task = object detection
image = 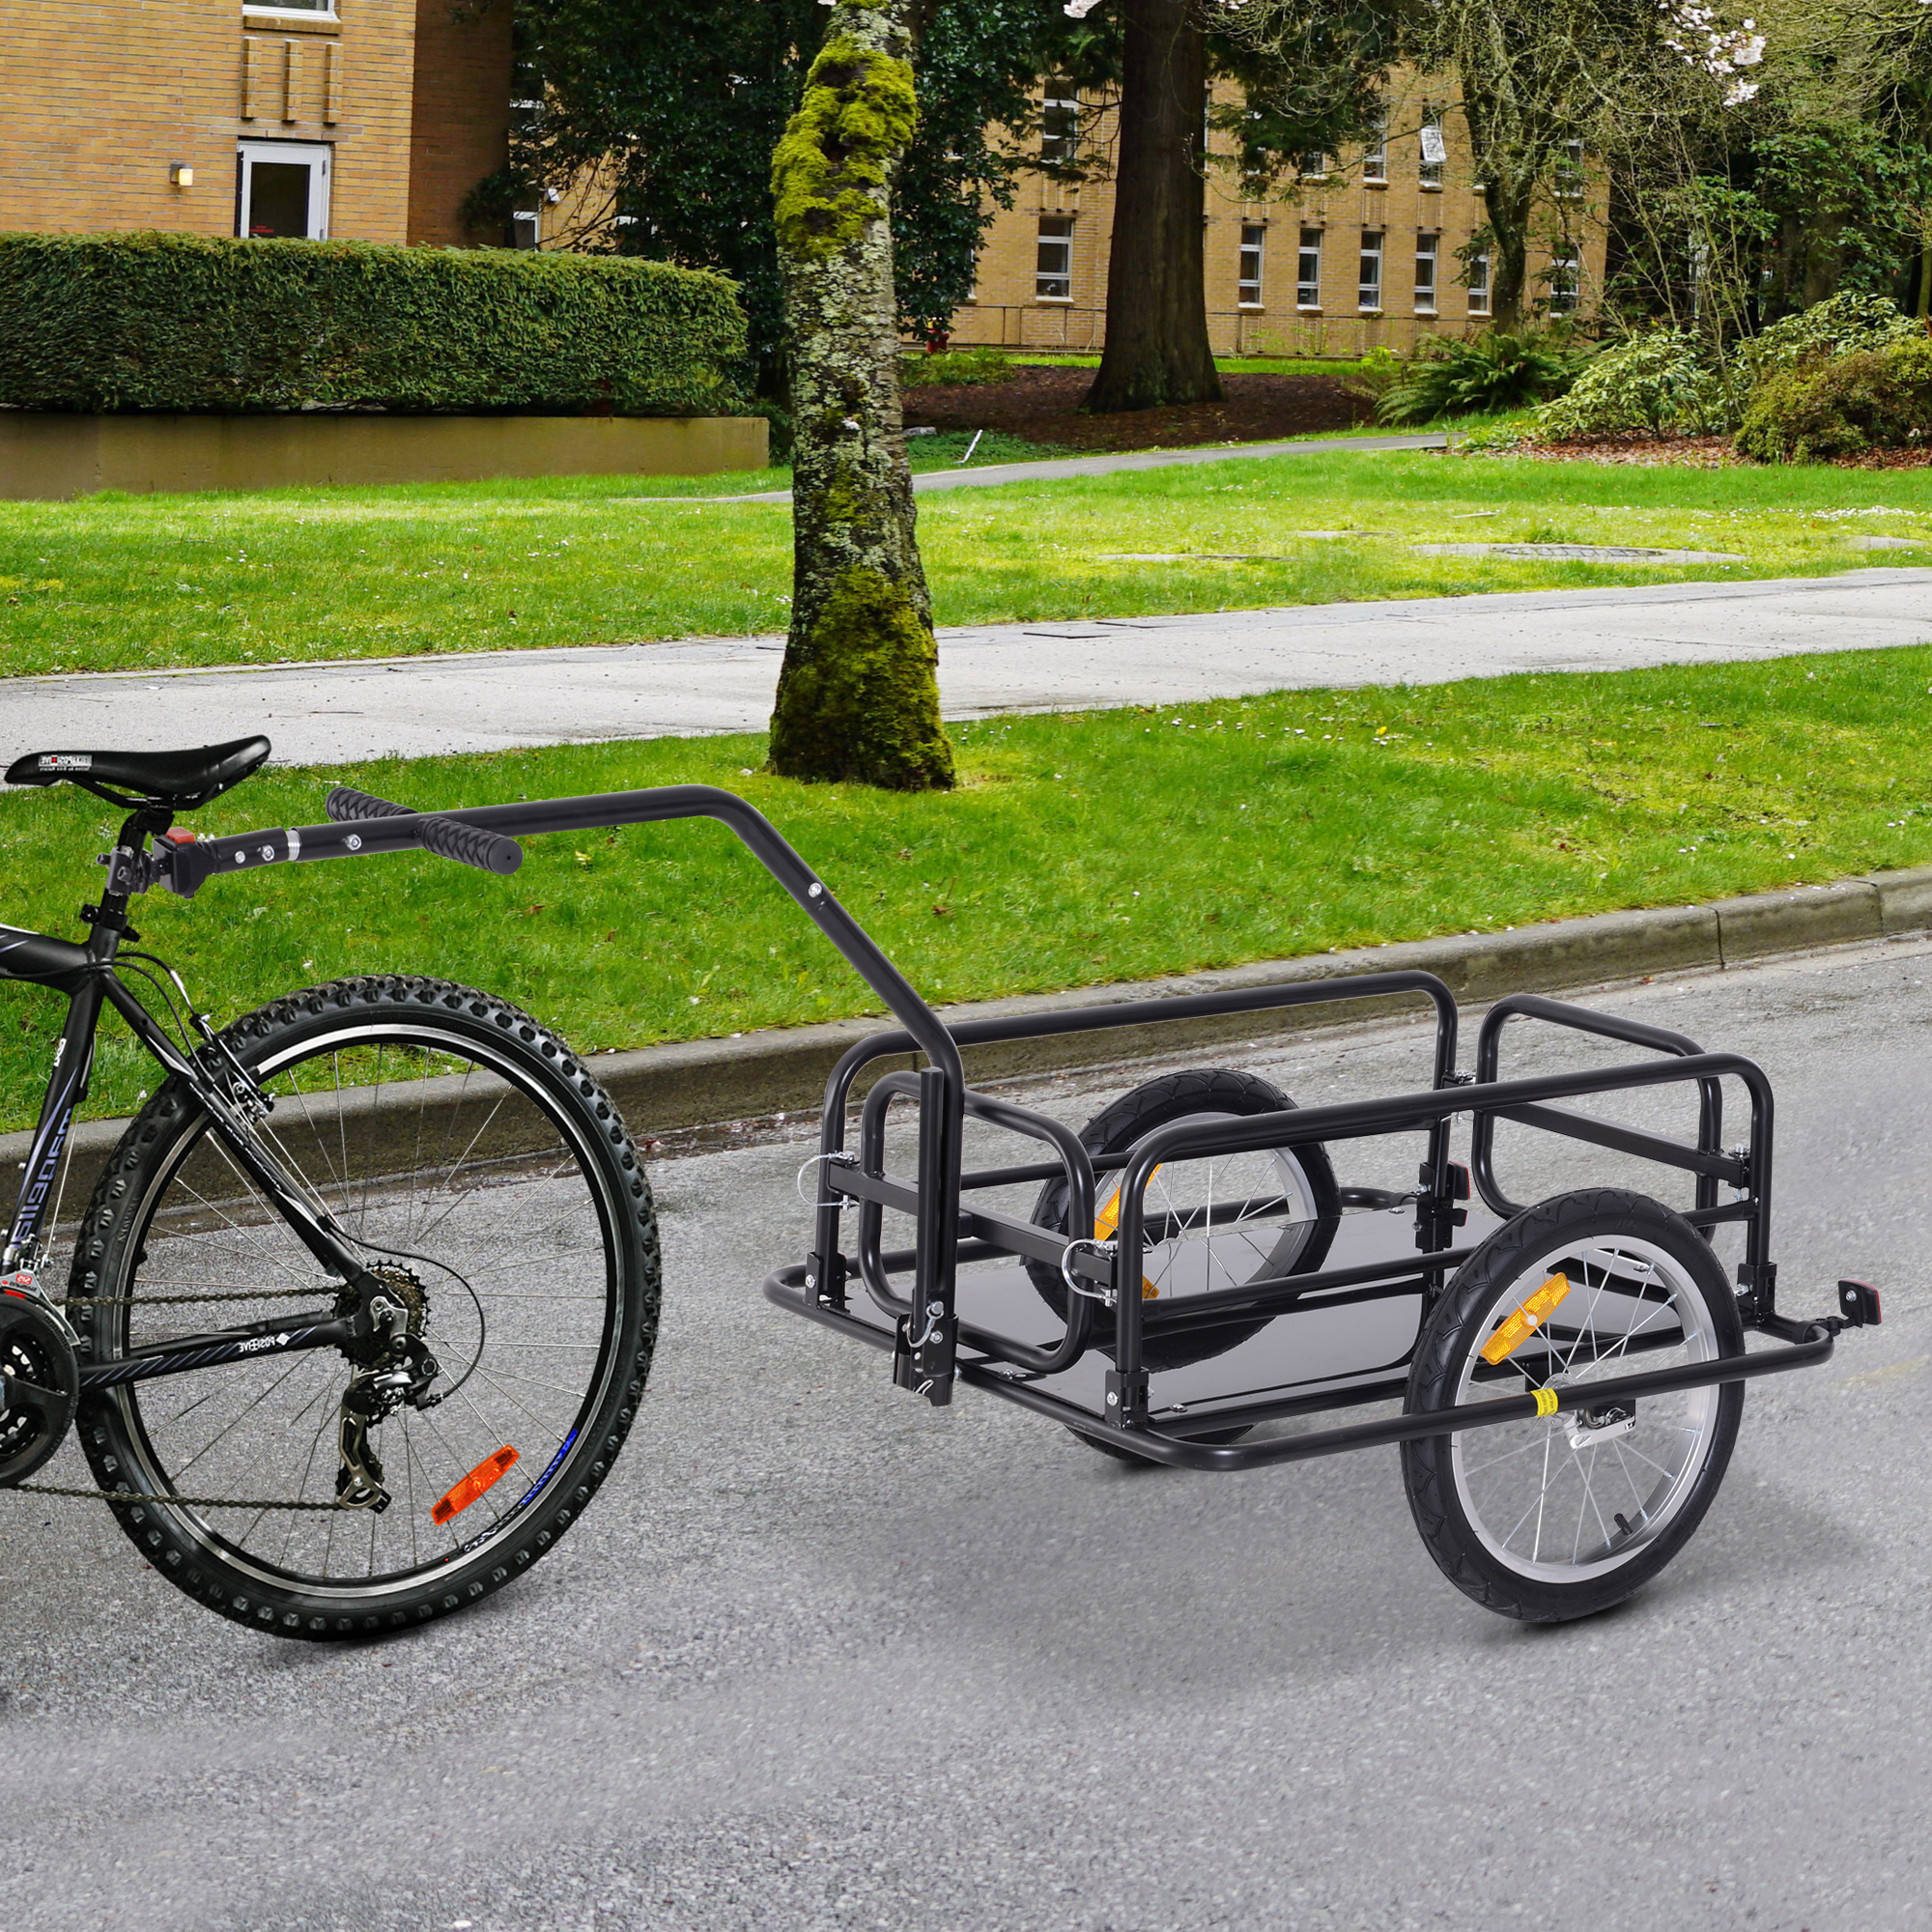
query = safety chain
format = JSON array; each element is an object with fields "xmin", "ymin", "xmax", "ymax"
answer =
[{"xmin": 17, "ymin": 1480, "xmax": 358, "ymax": 1512}]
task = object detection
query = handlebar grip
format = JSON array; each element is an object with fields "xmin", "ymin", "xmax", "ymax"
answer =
[
  {"xmin": 326, "ymin": 785, "xmax": 412, "ymax": 822},
  {"xmin": 416, "ymin": 813, "xmax": 523, "ymax": 876},
  {"xmin": 327, "ymin": 784, "xmax": 521, "ymax": 874}
]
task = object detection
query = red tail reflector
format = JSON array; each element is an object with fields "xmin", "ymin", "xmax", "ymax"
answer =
[{"xmin": 432, "ymin": 1445, "xmax": 519, "ymax": 1525}]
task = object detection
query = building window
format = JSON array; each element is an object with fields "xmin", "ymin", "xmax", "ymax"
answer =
[
  {"xmin": 1362, "ymin": 109, "xmax": 1387, "ymax": 185},
  {"xmin": 1414, "ymin": 232, "xmax": 1438, "ymax": 313},
  {"xmin": 1299, "ymin": 150, "xmax": 1328, "ymax": 181},
  {"xmin": 1549, "ymin": 244, "xmax": 1581, "ymax": 313},
  {"xmin": 1555, "ymin": 139, "xmax": 1585, "ymax": 198},
  {"xmin": 1237, "ymin": 223, "xmax": 1265, "ymax": 307},
  {"xmin": 236, "ymin": 139, "xmax": 330, "ymax": 239},
  {"xmin": 243, "ymin": 0, "xmax": 332, "ymax": 14},
  {"xmin": 1037, "ymin": 214, "xmax": 1074, "ymax": 300},
  {"xmin": 1297, "ymin": 226, "xmax": 1322, "ymax": 307},
  {"xmin": 1466, "ymin": 246, "xmax": 1492, "ymax": 316},
  {"xmin": 1040, "ymin": 83, "xmax": 1080, "ymax": 165},
  {"xmin": 1420, "ymin": 111, "xmax": 1445, "ymax": 188},
  {"xmin": 1358, "ymin": 229, "xmax": 1383, "ymax": 310}
]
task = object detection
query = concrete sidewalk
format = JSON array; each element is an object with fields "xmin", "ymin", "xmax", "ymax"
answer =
[
  {"xmin": 670, "ymin": 431, "xmax": 1452, "ymax": 502},
  {"xmin": 6, "ymin": 568, "xmax": 1930, "ymax": 766}
]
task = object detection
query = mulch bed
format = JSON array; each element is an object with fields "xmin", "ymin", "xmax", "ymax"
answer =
[
  {"xmin": 1491, "ymin": 431, "xmax": 1932, "ymax": 469},
  {"xmin": 901, "ymin": 363, "xmax": 1372, "ymax": 452}
]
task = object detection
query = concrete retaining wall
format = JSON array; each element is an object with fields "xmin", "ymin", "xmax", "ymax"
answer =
[{"xmin": 0, "ymin": 412, "xmax": 768, "ymax": 498}]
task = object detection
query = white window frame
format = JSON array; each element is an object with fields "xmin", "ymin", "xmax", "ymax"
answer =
[
  {"xmin": 1361, "ymin": 109, "xmax": 1387, "ymax": 185},
  {"xmin": 1040, "ymin": 85, "xmax": 1080, "ymax": 165},
  {"xmin": 236, "ymin": 139, "xmax": 331, "ymax": 240},
  {"xmin": 1237, "ymin": 222, "xmax": 1265, "ymax": 309},
  {"xmin": 1036, "ymin": 214, "xmax": 1074, "ymax": 302},
  {"xmin": 1555, "ymin": 139, "xmax": 1585, "ymax": 199},
  {"xmin": 1419, "ymin": 112, "xmax": 1445, "ymax": 189},
  {"xmin": 242, "ymin": 0, "xmax": 335, "ymax": 17},
  {"xmin": 1413, "ymin": 232, "xmax": 1438, "ymax": 314},
  {"xmin": 1466, "ymin": 246, "xmax": 1492, "ymax": 316},
  {"xmin": 1299, "ymin": 150, "xmax": 1328, "ymax": 181},
  {"xmin": 1357, "ymin": 229, "xmax": 1383, "ymax": 311},
  {"xmin": 1296, "ymin": 226, "xmax": 1322, "ymax": 309}
]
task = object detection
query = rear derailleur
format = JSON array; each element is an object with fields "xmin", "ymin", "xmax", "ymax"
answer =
[{"xmin": 333, "ymin": 1264, "xmax": 442, "ymax": 1513}]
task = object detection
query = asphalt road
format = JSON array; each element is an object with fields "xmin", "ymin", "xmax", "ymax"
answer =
[{"xmin": 8, "ymin": 934, "xmax": 1932, "ymax": 1932}]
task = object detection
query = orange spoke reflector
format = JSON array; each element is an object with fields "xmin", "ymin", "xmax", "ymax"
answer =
[
  {"xmin": 431, "ymin": 1445, "xmax": 519, "ymax": 1525},
  {"xmin": 1094, "ymin": 1164, "xmax": 1163, "ymax": 1242},
  {"xmin": 1480, "ymin": 1273, "xmax": 1573, "ymax": 1366}
]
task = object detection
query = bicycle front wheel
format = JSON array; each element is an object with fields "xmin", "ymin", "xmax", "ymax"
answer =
[{"xmin": 71, "ymin": 976, "xmax": 658, "ymax": 1638}]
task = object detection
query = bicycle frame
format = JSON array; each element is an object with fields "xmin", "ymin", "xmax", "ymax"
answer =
[
  {"xmin": 4, "ymin": 816, "xmax": 398, "ymax": 1387},
  {"xmin": 142, "ymin": 781, "xmax": 1866, "ymax": 1467}
]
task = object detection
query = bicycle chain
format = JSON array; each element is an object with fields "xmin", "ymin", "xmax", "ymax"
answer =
[
  {"xmin": 17, "ymin": 1480, "xmax": 359, "ymax": 1512},
  {"xmin": 53, "ymin": 1289, "xmax": 325, "ymax": 1308}
]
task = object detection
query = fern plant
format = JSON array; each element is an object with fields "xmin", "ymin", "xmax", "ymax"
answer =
[{"xmin": 1375, "ymin": 329, "xmax": 1589, "ymax": 426}]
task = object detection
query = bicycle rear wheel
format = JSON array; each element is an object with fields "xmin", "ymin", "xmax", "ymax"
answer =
[{"xmin": 71, "ymin": 976, "xmax": 658, "ymax": 1638}]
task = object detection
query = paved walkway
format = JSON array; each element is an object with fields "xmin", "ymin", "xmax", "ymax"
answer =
[
  {"xmin": 6, "ymin": 568, "xmax": 1931, "ymax": 765},
  {"xmin": 668, "ymin": 432, "xmax": 1452, "ymax": 502}
]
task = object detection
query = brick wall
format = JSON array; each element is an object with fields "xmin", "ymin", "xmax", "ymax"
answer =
[
  {"xmin": 0, "ymin": 0, "xmax": 505, "ymax": 247},
  {"xmin": 406, "ymin": 0, "xmax": 510, "ymax": 245},
  {"xmin": 950, "ymin": 71, "xmax": 1606, "ymax": 359}
]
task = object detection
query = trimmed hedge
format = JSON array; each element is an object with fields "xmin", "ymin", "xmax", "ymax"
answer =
[
  {"xmin": 1735, "ymin": 337, "xmax": 1932, "ymax": 464},
  {"xmin": 0, "ymin": 231, "xmax": 751, "ymax": 415}
]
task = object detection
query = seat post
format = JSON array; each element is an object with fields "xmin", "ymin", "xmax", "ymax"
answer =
[{"xmin": 83, "ymin": 803, "xmax": 173, "ymax": 960}]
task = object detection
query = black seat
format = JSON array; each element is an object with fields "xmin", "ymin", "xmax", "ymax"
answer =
[{"xmin": 3, "ymin": 735, "xmax": 270, "ymax": 809}]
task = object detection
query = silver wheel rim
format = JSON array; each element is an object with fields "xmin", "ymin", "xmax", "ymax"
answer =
[
  {"xmin": 1447, "ymin": 1233, "xmax": 1720, "ymax": 1584},
  {"xmin": 1121, "ymin": 1112, "xmax": 1323, "ymax": 1303}
]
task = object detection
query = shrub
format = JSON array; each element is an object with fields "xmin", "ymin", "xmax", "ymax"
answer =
[
  {"xmin": 1735, "ymin": 337, "xmax": 1932, "ymax": 462},
  {"xmin": 0, "ymin": 231, "xmax": 750, "ymax": 414},
  {"xmin": 1375, "ymin": 329, "xmax": 1588, "ymax": 426},
  {"xmin": 899, "ymin": 346, "xmax": 1015, "ymax": 386},
  {"xmin": 1533, "ymin": 329, "xmax": 1726, "ymax": 440},
  {"xmin": 1739, "ymin": 291, "xmax": 1919, "ymax": 390}
]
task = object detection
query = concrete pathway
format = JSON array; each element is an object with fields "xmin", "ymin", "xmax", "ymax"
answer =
[
  {"xmin": 6, "ymin": 567, "xmax": 1931, "ymax": 765},
  {"xmin": 670, "ymin": 431, "xmax": 1452, "ymax": 502}
]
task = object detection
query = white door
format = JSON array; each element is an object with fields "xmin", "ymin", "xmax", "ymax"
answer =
[{"xmin": 237, "ymin": 141, "xmax": 332, "ymax": 240}]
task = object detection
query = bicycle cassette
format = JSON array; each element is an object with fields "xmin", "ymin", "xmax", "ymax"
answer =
[{"xmin": 0, "ymin": 1294, "xmax": 80, "ymax": 1485}]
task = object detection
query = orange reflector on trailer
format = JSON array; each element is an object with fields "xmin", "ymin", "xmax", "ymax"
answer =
[
  {"xmin": 432, "ymin": 1445, "xmax": 519, "ymax": 1524},
  {"xmin": 1481, "ymin": 1273, "xmax": 1573, "ymax": 1366},
  {"xmin": 1094, "ymin": 1178, "xmax": 1163, "ymax": 1299}
]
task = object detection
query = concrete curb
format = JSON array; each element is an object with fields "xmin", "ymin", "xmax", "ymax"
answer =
[{"xmin": 11, "ymin": 864, "xmax": 1932, "ymax": 1211}]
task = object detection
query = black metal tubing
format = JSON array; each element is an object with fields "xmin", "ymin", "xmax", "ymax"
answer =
[
  {"xmin": 1471, "ymin": 994, "xmax": 1729, "ymax": 1218},
  {"xmin": 78, "ymin": 1312, "xmax": 351, "ymax": 1388},
  {"xmin": 1468, "ymin": 991, "xmax": 1776, "ymax": 1310},
  {"xmin": 764, "ymin": 1264, "xmax": 1834, "ymax": 1469}
]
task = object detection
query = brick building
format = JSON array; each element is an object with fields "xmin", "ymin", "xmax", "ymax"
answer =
[
  {"xmin": 0, "ymin": 0, "xmax": 512, "ymax": 246},
  {"xmin": 950, "ymin": 72, "xmax": 1605, "ymax": 357}
]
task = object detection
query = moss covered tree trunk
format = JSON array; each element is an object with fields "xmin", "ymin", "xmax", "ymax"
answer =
[
  {"xmin": 766, "ymin": 0, "xmax": 953, "ymax": 790},
  {"xmin": 1082, "ymin": 0, "xmax": 1222, "ymax": 413}
]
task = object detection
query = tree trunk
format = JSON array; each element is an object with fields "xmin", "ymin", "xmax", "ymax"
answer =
[
  {"xmin": 766, "ymin": 0, "xmax": 953, "ymax": 790},
  {"xmin": 1484, "ymin": 176, "xmax": 1535, "ymax": 327},
  {"xmin": 1083, "ymin": 0, "xmax": 1222, "ymax": 412}
]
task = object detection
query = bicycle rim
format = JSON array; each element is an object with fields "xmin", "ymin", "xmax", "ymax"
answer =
[{"xmin": 95, "ymin": 1020, "xmax": 628, "ymax": 1602}]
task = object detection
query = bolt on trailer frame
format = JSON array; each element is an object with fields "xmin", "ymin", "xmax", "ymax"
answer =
[{"xmin": 160, "ymin": 780, "xmax": 1876, "ymax": 1476}]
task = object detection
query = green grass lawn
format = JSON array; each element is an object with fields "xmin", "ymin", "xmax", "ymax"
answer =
[
  {"xmin": 4, "ymin": 447, "xmax": 1931, "ymax": 678},
  {"xmin": 5, "ymin": 643, "xmax": 1931, "ymax": 1132}
]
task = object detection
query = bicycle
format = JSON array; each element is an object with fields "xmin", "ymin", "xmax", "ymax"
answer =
[{"xmin": 1, "ymin": 736, "xmax": 656, "ymax": 1637}]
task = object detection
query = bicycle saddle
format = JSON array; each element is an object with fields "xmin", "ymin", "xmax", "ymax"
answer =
[{"xmin": 3, "ymin": 734, "xmax": 270, "ymax": 809}]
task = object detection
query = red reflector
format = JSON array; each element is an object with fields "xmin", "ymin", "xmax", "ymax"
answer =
[
  {"xmin": 431, "ymin": 1445, "xmax": 519, "ymax": 1525},
  {"xmin": 161, "ymin": 829, "xmax": 198, "ymax": 844}
]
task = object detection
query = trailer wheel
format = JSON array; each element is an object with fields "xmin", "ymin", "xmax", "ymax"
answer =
[
  {"xmin": 1028, "ymin": 1066, "xmax": 1339, "ymax": 1376},
  {"xmin": 1402, "ymin": 1188, "xmax": 1743, "ymax": 1622}
]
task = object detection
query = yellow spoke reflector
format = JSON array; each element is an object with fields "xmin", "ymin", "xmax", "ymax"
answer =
[
  {"xmin": 1480, "ymin": 1273, "xmax": 1573, "ymax": 1366},
  {"xmin": 431, "ymin": 1444, "xmax": 520, "ymax": 1525},
  {"xmin": 1094, "ymin": 1162, "xmax": 1164, "ymax": 1243}
]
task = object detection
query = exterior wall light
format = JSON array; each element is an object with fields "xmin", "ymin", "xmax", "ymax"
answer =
[{"xmin": 169, "ymin": 163, "xmax": 194, "ymax": 187}]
